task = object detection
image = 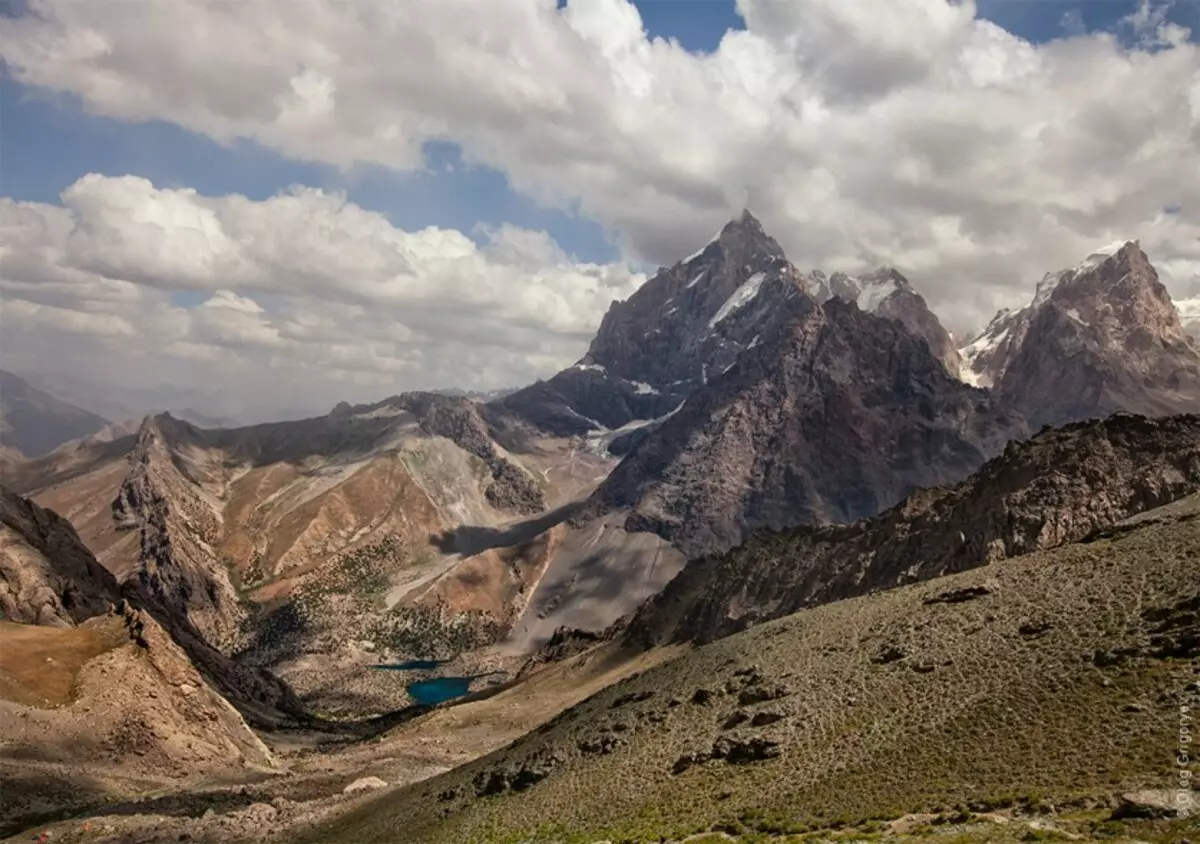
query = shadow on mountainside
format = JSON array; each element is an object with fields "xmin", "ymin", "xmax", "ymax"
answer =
[{"xmin": 429, "ymin": 500, "xmax": 585, "ymax": 557}]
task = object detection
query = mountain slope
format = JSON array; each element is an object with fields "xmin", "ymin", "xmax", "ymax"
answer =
[
  {"xmin": 960, "ymin": 242, "xmax": 1200, "ymax": 426},
  {"xmin": 581, "ymin": 295, "xmax": 1024, "ymax": 559},
  {"xmin": 0, "ymin": 369, "xmax": 110, "ymax": 457},
  {"xmin": 304, "ymin": 493, "xmax": 1200, "ymax": 844},
  {"xmin": 0, "ymin": 487, "xmax": 277, "ymax": 831},
  {"xmin": 493, "ymin": 210, "xmax": 809, "ymax": 437},
  {"xmin": 0, "ymin": 485, "xmax": 122, "ymax": 626},
  {"xmin": 809, "ymin": 267, "xmax": 962, "ymax": 377},
  {"xmin": 0, "ymin": 394, "xmax": 600, "ymax": 715},
  {"xmin": 629, "ymin": 412, "xmax": 1200, "ymax": 647}
]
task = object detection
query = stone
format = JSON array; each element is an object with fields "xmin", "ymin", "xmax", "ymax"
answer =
[
  {"xmin": 711, "ymin": 736, "xmax": 782, "ymax": 764},
  {"xmin": 1112, "ymin": 789, "xmax": 1196, "ymax": 819},
  {"xmin": 924, "ymin": 583, "xmax": 996, "ymax": 605},
  {"xmin": 342, "ymin": 777, "xmax": 389, "ymax": 794}
]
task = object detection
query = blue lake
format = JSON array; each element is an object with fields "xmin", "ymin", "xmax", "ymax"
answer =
[
  {"xmin": 370, "ymin": 663, "xmax": 506, "ymax": 705},
  {"xmin": 405, "ymin": 676, "xmax": 478, "ymax": 705}
]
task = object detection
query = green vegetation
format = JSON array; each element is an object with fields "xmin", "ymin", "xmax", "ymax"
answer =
[
  {"xmin": 368, "ymin": 600, "xmax": 504, "ymax": 658},
  {"xmin": 301, "ymin": 503, "xmax": 1200, "ymax": 844},
  {"xmin": 294, "ymin": 534, "xmax": 406, "ymax": 610}
]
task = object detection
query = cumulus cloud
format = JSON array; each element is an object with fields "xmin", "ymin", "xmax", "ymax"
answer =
[
  {"xmin": 0, "ymin": 176, "xmax": 643, "ymax": 421},
  {"xmin": 1, "ymin": 0, "xmax": 1199, "ymax": 411}
]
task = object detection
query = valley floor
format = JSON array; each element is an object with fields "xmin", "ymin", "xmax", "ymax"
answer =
[
  {"xmin": 4, "ymin": 498, "xmax": 1198, "ymax": 844},
  {"xmin": 0, "ymin": 639, "xmax": 678, "ymax": 843}
]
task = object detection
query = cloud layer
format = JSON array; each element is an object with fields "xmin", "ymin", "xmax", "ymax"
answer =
[
  {"xmin": 0, "ymin": 175, "xmax": 642, "ymax": 420},
  {"xmin": 1, "ymin": 0, "xmax": 1199, "ymax": 418}
]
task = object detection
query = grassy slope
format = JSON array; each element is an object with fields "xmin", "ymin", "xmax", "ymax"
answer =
[{"xmin": 303, "ymin": 501, "xmax": 1200, "ymax": 843}]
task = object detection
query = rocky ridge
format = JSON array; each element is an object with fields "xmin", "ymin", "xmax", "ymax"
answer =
[
  {"xmin": 581, "ymin": 294, "xmax": 1025, "ymax": 558},
  {"xmin": 628, "ymin": 412, "xmax": 1200, "ymax": 646}
]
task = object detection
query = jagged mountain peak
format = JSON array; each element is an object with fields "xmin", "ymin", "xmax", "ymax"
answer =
[
  {"xmin": 580, "ymin": 289, "xmax": 1023, "ymax": 558},
  {"xmin": 674, "ymin": 209, "xmax": 785, "ymax": 271},
  {"xmin": 960, "ymin": 239, "xmax": 1200, "ymax": 426},
  {"xmin": 807, "ymin": 265, "xmax": 961, "ymax": 377},
  {"xmin": 496, "ymin": 215, "xmax": 808, "ymax": 437}
]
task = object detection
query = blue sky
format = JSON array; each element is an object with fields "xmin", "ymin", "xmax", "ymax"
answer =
[
  {"xmin": 1, "ymin": 0, "xmax": 1198, "ymax": 419},
  {"xmin": 6, "ymin": 0, "xmax": 1192, "ymax": 271}
]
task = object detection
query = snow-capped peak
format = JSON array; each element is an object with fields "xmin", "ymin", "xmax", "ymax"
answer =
[
  {"xmin": 808, "ymin": 267, "xmax": 907, "ymax": 313},
  {"xmin": 1031, "ymin": 240, "xmax": 1133, "ymax": 308}
]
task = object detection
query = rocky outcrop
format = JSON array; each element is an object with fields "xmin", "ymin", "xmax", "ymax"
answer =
[
  {"xmin": 114, "ymin": 416, "xmax": 246, "ymax": 651},
  {"xmin": 628, "ymin": 413, "xmax": 1200, "ymax": 646},
  {"xmin": 494, "ymin": 210, "xmax": 810, "ymax": 437},
  {"xmin": 583, "ymin": 295, "xmax": 1025, "ymax": 559},
  {"xmin": 0, "ymin": 485, "xmax": 121, "ymax": 626},
  {"xmin": 809, "ymin": 267, "xmax": 962, "ymax": 377},
  {"xmin": 960, "ymin": 242, "xmax": 1200, "ymax": 426}
]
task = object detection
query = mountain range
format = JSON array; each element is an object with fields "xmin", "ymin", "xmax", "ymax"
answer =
[
  {"xmin": 1, "ymin": 212, "xmax": 1199, "ymax": 842},
  {"xmin": 0, "ymin": 369, "xmax": 110, "ymax": 457}
]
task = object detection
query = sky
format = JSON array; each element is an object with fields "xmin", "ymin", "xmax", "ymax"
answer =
[{"xmin": 1, "ymin": 0, "xmax": 1199, "ymax": 423}]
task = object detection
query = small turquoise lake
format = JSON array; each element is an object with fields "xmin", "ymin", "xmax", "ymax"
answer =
[{"xmin": 370, "ymin": 665, "xmax": 506, "ymax": 705}]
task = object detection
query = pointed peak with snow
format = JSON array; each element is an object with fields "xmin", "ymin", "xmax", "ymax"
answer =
[{"xmin": 956, "ymin": 240, "xmax": 1200, "ymax": 423}]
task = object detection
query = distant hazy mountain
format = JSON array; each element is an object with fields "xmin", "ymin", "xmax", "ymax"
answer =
[{"xmin": 0, "ymin": 369, "xmax": 110, "ymax": 456}]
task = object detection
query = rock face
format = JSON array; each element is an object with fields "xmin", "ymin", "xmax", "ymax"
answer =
[
  {"xmin": 494, "ymin": 210, "xmax": 810, "ymax": 436},
  {"xmin": 628, "ymin": 413, "xmax": 1200, "ymax": 646},
  {"xmin": 809, "ymin": 267, "xmax": 962, "ymax": 377},
  {"xmin": 113, "ymin": 415, "xmax": 246, "ymax": 651},
  {"xmin": 0, "ymin": 485, "xmax": 121, "ymax": 626},
  {"xmin": 0, "ymin": 369, "xmax": 109, "ymax": 457},
  {"xmin": 960, "ymin": 242, "xmax": 1200, "ymax": 426},
  {"xmin": 582, "ymin": 295, "xmax": 1025, "ymax": 558},
  {"xmin": 0, "ymin": 481, "xmax": 302, "ymax": 739},
  {"xmin": 365, "ymin": 392, "xmax": 545, "ymax": 514}
]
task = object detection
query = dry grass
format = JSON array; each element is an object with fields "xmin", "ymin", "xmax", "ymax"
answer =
[
  {"xmin": 301, "ymin": 501, "xmax": 1200, "ymax": 844},
  {"xmin": 0, "ymin": 617, "xmax": 125, "ymax": 707}
]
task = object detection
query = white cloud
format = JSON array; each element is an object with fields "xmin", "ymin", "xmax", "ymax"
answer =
[
  {"xmin": 0, "ymin": 0, "xmax": 1199, "ymax": 407},
  {"xmin": 0, "ymin": 177, "xmax": 643, "ymax": 420}
]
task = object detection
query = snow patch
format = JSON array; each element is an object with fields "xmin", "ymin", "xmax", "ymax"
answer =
[
  {"xmin": 747, "ymin": 334, "xmax": 761, "ymax": 349},
  {"xmin": 631, "ymin": 381, "xmax": 658, "ymax": 395},
  {"xmin": 571, "ymin": 362, "xmax": 607, "ymax": 374},
  {"xmin": 957, "ymin": 318, "xmax": 1013, "ymax": 388},
  {"xmin": 1033, "ymin": 241, "xmax": 1130, "ymax": 308},
  {"xmin": 682, "ymin": 229, "xmax": 723, "ymax": 264},
  {"xmin": 709, "ymin": 272, "xmax": 767, "ymax": 328},
  {"xmin": 855, "ymin": 277, "xmax": 900, "ymax": 313},
  {"xmin": 686, "ymin": 269, "xmax": 707, "ymax": 289}
]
